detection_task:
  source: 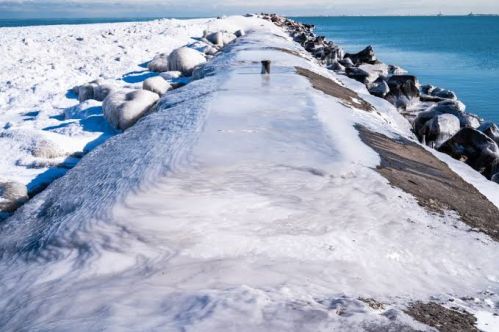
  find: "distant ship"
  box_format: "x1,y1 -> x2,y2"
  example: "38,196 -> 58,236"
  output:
437,12 -> 443,17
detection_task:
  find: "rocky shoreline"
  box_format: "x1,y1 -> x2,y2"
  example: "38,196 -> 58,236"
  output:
262,13 -> 499,185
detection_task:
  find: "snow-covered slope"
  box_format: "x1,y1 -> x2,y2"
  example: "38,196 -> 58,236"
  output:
0,16 -> 498,331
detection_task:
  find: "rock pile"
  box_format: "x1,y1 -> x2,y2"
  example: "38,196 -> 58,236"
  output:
262,13 -> 499,184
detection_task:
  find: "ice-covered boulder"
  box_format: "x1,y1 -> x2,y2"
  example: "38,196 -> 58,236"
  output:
73,79 -> 115,102
148,53 -> 169,72
438,127 -> 499,177
419,113 -> 460,148
421,85 -> 457,100
0,129 -> 67,159
31,138 -> 66,158
103,89 -> 159,130
339,58 -> 354,68
344,46 -> 377,65
167,47 -> 206,76
384,75 -> 420,109
368,78 -> 390,98
203,46 -> 219,56
414,100 -> 473,135
159,71 -> 183,80
0,181 -> 28,212
345,67 -> 371,84
205,32 -> 236,47
206,32 -> 224,46
431,87 -> 457,100
143,76 -> 172,96
359,63 -> 389,77
329,60 -> 345,72
358,63 -> 389,84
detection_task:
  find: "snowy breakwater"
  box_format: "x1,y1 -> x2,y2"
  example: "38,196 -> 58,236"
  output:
262,14 -> 499,185
0,15 -> 498,331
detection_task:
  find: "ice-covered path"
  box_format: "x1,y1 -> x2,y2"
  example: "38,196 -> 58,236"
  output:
0,23 -> 498,331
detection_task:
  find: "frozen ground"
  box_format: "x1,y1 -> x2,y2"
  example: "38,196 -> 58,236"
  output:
0,16 -> 498,331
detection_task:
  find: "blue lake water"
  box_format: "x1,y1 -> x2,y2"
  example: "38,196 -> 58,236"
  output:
293,16 -> 499,124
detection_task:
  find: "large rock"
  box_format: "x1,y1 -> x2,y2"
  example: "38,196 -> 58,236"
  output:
344,46 -> 377,65
414,100 -> 474,135
431,87 -> 457,100
167,47 -> 206,76
420,85 -> 457,100
159,71 -> 182,80
418,113 -> 460,148
73,79 -> 115,102
438,128 -> 499,177
143,76 -> 172,96
338,58 -> 354,68
205,31 -> 236,47
368,77 -> 390,98
358,63 -> 389,83
384,75 -> 420,109
148,53 -> 169,72
329,60 -> 346,72
345,67 -> 371,84
0,129 -> 67,159
478,122 -> 499,145
103,89 -> 159,130
0,181 -> 29,212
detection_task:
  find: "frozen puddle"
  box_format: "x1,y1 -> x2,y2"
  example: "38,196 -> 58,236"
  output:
1,29 -> 498,330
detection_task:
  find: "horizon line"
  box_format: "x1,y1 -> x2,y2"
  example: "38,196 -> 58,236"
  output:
2,13 -> 499,20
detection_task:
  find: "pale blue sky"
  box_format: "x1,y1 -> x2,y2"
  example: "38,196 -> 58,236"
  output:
1,0 -> 498,19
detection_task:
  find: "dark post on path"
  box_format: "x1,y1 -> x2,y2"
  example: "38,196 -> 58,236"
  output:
261,60 -> 271,74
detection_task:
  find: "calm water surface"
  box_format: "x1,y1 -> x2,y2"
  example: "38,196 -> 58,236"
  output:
0,17 -> 176,28
294,16 -> 499,124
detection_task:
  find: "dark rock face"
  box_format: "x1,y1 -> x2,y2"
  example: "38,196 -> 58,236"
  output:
432,87 -> 457,100
368,77 -> 390,98
438,128 -> 499,178
478,122 -> 499,145
384,75 -> 420,109
293,32 -> 309,44
338,58 -> 354,68
420,85 -> 456,100
345,67 -> 370,84
344,46 -> 377,65
329,61 -> 345,72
